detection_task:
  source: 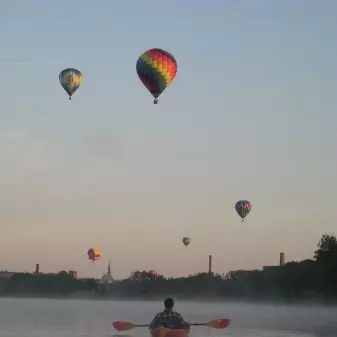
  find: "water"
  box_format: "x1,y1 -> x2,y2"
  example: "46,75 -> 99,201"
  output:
0,298 -> 336,337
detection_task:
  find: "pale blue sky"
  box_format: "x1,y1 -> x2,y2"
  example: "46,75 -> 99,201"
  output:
0,0 -> 336,279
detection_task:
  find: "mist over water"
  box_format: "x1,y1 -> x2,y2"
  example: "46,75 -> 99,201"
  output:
0,298 -> 336,337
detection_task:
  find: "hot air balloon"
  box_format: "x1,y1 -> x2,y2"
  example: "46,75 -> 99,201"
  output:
182,237 -> 190,247
59,68 -> 83,100
136,48 -> 177,104
235,200 -> 252,222
87,248 -> 101,262
148,270 -> 157,280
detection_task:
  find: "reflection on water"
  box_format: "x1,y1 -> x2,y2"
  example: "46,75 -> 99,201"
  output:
0,298 -> 336,337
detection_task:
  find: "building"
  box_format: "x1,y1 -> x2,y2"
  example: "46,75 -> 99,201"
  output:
101,260 -> 114,283
279,252 -> 285,266
98,261 -> 115,293
0,271 -> 16,280
69,270 -> 78,279
263,252 -> 287,270
208,255 -> 213,274
34,264 -> 40,274
0,271 -> 17,293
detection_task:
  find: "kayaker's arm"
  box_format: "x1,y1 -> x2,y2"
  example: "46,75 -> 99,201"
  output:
149,314 -> 160,329
175,313 -> 190,330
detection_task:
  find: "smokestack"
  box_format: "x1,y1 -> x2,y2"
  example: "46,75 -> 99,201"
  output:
279,252 -> 285,266
35,264 -> 40,274
208,255 -> 212,274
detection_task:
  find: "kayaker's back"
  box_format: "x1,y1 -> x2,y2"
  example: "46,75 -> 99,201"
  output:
149,298 -> 189,337
149,310 -> 189,329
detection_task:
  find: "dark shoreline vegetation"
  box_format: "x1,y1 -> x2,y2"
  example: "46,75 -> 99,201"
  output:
1,234 -> 336,303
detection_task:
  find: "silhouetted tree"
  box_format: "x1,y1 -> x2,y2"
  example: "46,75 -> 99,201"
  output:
313,233 -> 337,297
314,233 -> 337,261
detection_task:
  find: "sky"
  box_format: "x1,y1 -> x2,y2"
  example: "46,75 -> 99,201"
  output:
0,0 -> 336,279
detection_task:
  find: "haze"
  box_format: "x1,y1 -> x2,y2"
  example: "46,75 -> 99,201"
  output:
0,0 -> 336,278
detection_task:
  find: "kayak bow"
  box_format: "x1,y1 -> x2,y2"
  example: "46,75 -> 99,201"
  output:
151,327 -> 189,337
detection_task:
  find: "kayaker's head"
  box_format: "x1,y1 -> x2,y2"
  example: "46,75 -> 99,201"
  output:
164,297 -> 174,310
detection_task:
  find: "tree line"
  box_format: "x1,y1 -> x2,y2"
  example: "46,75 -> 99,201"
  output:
0,233 -> 336,301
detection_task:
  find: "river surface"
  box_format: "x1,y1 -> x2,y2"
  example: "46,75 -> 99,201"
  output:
0,298 -> 336,337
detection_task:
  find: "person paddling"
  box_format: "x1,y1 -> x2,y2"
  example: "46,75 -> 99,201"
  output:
149,298 -> 190,330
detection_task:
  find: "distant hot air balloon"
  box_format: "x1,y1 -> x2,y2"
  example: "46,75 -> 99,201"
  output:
87,248 -> 101,262
136,48 -> 177,104
182,237 -> 190,247
235,200 -> 252,222
59,68 -> 83,100
148,270 -> 157,280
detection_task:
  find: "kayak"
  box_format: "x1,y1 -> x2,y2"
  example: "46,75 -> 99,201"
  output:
150,328 -> 189,337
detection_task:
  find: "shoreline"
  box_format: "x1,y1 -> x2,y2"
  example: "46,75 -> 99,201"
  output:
1,293 -> 337,307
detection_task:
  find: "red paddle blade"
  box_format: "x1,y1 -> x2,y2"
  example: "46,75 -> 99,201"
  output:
113,321 -> 135,331
207,318 -> 230,329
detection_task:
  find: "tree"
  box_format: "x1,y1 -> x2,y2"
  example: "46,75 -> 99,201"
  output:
314,233 -> 337,261
313,233 -> 337,297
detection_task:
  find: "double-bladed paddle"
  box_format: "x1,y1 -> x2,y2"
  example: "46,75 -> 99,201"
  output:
113,318 -> 230,331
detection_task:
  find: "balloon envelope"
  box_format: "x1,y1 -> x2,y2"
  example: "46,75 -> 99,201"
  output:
87,248 -> 101,262
235,200 -> 252,221
136,48 -> 177,103
59,68 -> 83,100
182,237 -> 190,246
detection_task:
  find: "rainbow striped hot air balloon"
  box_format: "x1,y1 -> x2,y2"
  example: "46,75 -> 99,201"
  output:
136,48 -> 177,104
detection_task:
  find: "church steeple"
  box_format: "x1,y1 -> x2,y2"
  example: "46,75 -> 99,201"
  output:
108,260 -> 111,276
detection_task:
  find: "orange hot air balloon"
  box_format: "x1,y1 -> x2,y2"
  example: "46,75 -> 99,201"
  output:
87,248 -> 101,262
